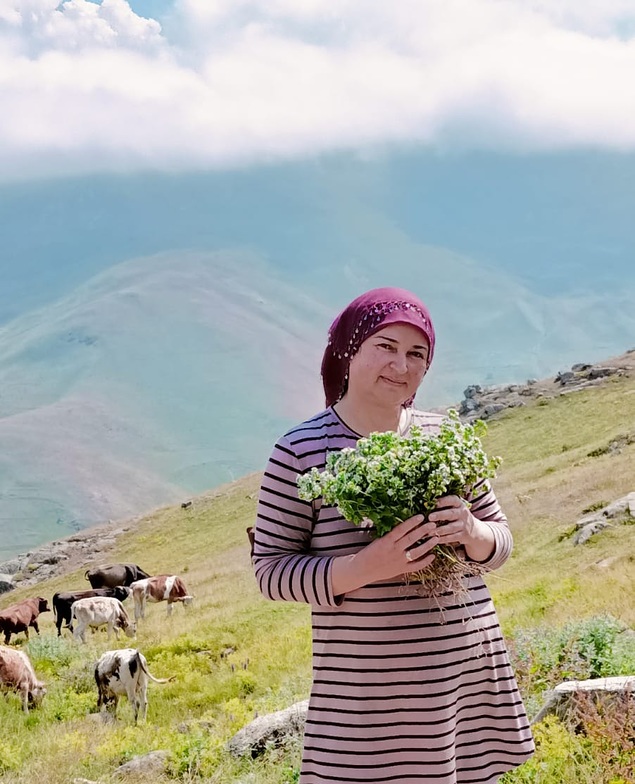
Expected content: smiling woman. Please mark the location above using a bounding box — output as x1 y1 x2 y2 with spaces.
251 286 535 784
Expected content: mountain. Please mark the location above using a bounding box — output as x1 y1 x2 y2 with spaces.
1 149 634 557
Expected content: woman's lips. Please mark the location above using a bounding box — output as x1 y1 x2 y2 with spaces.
380 376 406 386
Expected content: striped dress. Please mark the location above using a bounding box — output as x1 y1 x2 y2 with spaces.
252 407 534 784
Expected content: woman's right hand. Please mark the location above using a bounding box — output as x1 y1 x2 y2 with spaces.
331 514 439 596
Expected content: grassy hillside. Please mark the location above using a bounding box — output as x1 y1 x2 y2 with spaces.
0 368 634 783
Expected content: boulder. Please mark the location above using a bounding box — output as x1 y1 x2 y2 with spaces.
459 398 479 415
0 574 16 595
0 558 23 575
556 371 575 385
602 493 635 519
481 403 506 419
572 492 635 544
227 700 309 758
113 750 170 779
532 676 635 725
573 520 612 545
587 366 615 379
463 385 482 399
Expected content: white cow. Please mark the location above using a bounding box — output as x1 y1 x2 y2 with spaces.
71 597 136 643
0 645 47 712
130 575 194 621
94 648 173 722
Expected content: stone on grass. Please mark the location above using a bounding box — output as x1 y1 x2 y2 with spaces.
532 676 635 725
113 750 170 779
0 574 15 594
227 700 309 758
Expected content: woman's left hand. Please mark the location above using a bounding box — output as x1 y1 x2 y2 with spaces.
427 495 496 562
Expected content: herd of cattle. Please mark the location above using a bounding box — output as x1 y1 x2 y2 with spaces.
0 563 194 720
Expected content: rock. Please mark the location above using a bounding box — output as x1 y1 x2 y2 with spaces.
571 493 635 544
587 366 615 379
113 750 170 778
227 700 309 758
481 403 506 418
573 520 612 545
34 548 69 565
601 493 635 519
556 371 575 385
571 363 592 372
459 398 479 415
532 676 635 725
0 574 16 594
593 557 619 569
0 558 23 575
463 385 482 399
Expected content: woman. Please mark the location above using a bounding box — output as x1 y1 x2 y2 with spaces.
252 287 534 784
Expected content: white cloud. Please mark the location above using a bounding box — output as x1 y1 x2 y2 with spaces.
1 0 635 179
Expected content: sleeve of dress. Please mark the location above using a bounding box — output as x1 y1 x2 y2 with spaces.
464 478 513 571
251 435 340 608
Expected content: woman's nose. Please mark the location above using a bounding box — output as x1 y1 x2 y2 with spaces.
390 352 408 373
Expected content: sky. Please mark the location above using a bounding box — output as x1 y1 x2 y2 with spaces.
2 0 635 181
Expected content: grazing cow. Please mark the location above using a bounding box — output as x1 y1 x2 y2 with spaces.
95 647 173 723
0 646 47 712
52 587 131 636
85 563 151 589
0 597 50 645
130 575 194 621
71 597 136 643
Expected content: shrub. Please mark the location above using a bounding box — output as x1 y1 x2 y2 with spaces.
507 616 631 717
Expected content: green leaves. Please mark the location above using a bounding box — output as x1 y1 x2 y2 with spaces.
297 410 501 537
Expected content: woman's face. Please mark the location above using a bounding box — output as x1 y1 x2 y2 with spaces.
346 322 430 406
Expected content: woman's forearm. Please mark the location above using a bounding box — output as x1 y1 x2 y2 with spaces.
464 516 496 563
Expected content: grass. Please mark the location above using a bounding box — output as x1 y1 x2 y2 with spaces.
1 370 634 783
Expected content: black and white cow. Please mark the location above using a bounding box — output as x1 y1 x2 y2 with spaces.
94 648 173 722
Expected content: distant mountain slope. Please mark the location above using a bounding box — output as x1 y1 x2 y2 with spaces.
1 248 633 560
1 150 634 558
0 250 330 557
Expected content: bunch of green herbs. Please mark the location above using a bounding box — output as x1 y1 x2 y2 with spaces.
297 409 502 592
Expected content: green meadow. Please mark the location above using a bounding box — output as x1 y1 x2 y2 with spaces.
1 371 634 783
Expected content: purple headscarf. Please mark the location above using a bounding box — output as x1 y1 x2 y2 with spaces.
321 287 436 407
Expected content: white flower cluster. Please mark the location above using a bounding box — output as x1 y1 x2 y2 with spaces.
297 410 501 538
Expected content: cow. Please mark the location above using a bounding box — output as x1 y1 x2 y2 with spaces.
0 646 47 712
94 647 173 723
71 597 136 644
85 563 151 589
130 575 194 621
0 597 50 645
52 587 131 636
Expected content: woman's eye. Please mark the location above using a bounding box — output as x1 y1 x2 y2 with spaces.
409 351 426 360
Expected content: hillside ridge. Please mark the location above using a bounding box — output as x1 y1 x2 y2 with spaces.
1 349 633 598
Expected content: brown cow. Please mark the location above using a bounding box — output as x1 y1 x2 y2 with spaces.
0 597 50 645
0 646 47 712
130 576 194 621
